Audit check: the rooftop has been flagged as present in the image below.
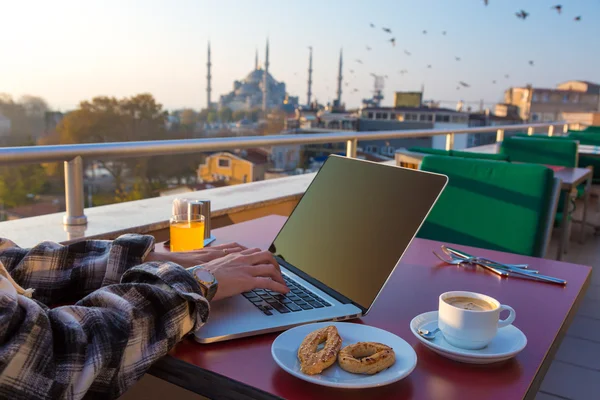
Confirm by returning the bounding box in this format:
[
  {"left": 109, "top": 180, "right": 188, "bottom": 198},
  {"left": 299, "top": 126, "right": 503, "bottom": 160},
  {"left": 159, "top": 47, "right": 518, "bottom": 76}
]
[{"left": 362, "top": 106, "right": 467, "bottom": 114}]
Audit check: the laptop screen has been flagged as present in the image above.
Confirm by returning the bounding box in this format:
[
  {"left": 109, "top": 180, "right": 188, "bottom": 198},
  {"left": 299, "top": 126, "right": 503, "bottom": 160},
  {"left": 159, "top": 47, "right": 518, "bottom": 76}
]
[{"left": 268, "top": 155, "right": 447, "bottom": 310}]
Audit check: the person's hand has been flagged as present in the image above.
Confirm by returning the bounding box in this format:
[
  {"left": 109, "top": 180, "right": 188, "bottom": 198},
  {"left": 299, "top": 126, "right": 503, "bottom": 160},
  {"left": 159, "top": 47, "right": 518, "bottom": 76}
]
[
  {"left": 145, "top": 242, "right": 246, "bottom": 269},
  {"left": 198, "top": 248, "right": 289, "bottom": 301}
]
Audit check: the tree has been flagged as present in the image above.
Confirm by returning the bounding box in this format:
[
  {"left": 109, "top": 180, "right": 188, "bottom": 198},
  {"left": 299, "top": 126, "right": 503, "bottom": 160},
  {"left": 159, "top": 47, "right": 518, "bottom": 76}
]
[
  {"left": 248, "top": 107, "right": 263, "bottom": 122},
  {"left": 0, "top": 136, "right": 48, "bottom": 209},
  {"left": 197, "top": 108, "right": 210, "bottom": 122},
  {"left": 207, "top": 111, "right": 218, "bottom": 123},
  {"left": 54, "top": 94, "right": 204, "bottom": 202},
  {"left": 232, "top": 110, "right": 246, "bottom": 121},
  {"left": 0, "top": 93, "right": 49, "bottom": 141},
  {"left": 179, "top": 109, "right": 197, "bottom": 127},
  {"left": 218, "top": 107, "right": 233, "bottom": 122}
]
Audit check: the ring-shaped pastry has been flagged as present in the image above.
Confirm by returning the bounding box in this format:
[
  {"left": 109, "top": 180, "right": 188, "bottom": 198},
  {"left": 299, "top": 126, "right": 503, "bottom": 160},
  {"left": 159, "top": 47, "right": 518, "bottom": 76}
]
[
  {"left": 338, "top": 342, "right": 395, "bottom": 375},
  {"left": 297, "top": 326, "right": 343, "bottom": 375}
]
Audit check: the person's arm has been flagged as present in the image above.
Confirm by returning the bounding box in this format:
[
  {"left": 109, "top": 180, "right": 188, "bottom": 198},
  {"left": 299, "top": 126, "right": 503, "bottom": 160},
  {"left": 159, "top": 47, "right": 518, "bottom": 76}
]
[
  {"left": 0, "top": 237, "right": 288, "bottom": 399},
  {"left": 0, "top": 234, "right": 155, "bottom": 306},
  {"left": 0, "top": 235, "right": 247, "bottom": 306},
  {"left": 0, "top": 261, "right": 209, "bottom": 400}
]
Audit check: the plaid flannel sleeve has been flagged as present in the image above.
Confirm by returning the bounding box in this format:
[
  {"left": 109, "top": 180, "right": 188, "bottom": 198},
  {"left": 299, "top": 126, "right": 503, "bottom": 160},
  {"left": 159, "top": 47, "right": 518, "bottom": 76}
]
[
  {"left": 0, "top": 236, "right": 211, "bottom": 400},
  {"left": 0, "top": 234, "right": 156, "bottom": 306},
  {"left": 0, "top": 262, "right": 210, "bottom": 400}
]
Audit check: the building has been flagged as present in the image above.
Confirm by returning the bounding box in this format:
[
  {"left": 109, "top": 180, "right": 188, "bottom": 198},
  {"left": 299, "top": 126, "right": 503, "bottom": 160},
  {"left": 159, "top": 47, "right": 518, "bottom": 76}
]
[
  {"left": 197, "top": 147, "right": 301, "bottom": 185},
  {"left": 198, "top": 152, "right": 263, "bottom": 185},
  {"left": 359, "top": 106, "right": 471, "bottom": 149},
  {"left": 503, "top": 80, "right": 600, "bottom": 122},
  {"left": 214, "top": 41, "right": 288, "bottom": 112},
  {"left": 561, "top": 111, "right": 600, "bottom": 128}
]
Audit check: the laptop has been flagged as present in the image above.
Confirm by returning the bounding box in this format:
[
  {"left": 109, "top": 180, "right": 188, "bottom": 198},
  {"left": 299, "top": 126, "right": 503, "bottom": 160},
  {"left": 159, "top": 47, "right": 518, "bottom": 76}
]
[{"left": 195, "top": 155, "right": 448, "bottom": 343}]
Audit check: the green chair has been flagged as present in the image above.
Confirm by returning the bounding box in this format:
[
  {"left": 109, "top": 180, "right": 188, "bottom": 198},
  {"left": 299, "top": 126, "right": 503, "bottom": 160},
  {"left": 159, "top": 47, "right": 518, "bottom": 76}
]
[
  {"left": 567, "top": 131, "right": 600, "bottom": 182},
  {"left": 500, "top": 136, "right": 578, "bottom": 167},
  {"left": 418, "top": 156, "right": 560, "bottom": 258},
  {"left": 501, "top": 136, "right": 579, "bottom": 240},
  {"left": 406, "top": 147, "right": 508, "bottom": 161}
]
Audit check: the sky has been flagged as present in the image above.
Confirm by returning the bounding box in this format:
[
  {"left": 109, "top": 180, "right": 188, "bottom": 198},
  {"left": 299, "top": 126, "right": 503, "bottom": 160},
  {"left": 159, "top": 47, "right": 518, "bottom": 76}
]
[{"left": 1, "top": 0, "right": 599, "bottom": 112}]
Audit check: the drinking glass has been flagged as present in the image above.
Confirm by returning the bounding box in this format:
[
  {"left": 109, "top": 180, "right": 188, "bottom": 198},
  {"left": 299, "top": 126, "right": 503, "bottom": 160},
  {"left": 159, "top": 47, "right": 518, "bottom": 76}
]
[{"left": 169, "top": 214, "right": 205, "bottom": 252}]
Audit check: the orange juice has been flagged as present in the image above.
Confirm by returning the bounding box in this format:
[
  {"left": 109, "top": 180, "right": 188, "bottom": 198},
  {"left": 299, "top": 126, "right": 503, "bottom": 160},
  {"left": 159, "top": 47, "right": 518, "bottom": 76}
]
[{"left": 170, "top": 219, "right": 205, "bottom": 251}]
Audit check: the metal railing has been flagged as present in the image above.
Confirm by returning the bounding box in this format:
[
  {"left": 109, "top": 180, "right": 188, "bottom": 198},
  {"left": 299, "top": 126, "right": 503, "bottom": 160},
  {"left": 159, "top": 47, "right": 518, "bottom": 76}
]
[{"left": 0, "top": 122, "right": 568, "bottom": 225}]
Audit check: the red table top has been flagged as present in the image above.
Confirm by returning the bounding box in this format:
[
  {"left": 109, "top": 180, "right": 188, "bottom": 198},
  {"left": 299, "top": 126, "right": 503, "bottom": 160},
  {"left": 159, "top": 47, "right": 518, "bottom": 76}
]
[{"left": 160, "top": 215, "right": 591, "bottom": 400}]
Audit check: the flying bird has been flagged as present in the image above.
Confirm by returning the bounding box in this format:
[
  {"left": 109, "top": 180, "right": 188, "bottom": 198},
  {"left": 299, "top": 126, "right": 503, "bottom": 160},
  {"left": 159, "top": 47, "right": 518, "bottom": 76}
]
[
  {"left": 427, "top": 64, "right": 432, "bottom": 69},
  {"left": 459, "top": 81, "right": 470, "bottom": 87},
  {"left": 483, "top": 0, "right": 488, "bottom": 5},
  {"left": 516, "top": 10, "right": 529, "bottom": 20},
  {"left": 505, "top": 74, "right": 510, "bottom": 78},
  {"left": 355, "top": 59, "right": 363, "bottom": 64},
  {"left": 552, "top": 5, "right": 562, "bottom": 14},
  {"left": 529, "top": 60, "right": 534, "bottom": 66},
  {"left": 455, "top": 56, "right": 461, "bottom": 61},
  {"left": 492, "top": 80, "right": 497, "bottom": 84},
  {"left": 352, "top": 88, "right": 359, "bottom": 93},
  {"left": 442, "top": 31, "right": 447, "bottom": 35},
  {"left": 422, "top": 30, "right": 427, "bottom": 34},
  {"left": 456, "top": 86, "right": 461, "bottom": 90},
  {"left": 366, "top": 46, "right": 372, "bottom": 50},
  {"left": 382, "top": 27, "right": 392, "bottom": 33},
  {"left": 389, "top": 38, "right": 396, "bottom": 46},
  {"left": 574, "top": 16, "right": 581, "bottom": 21},
  {"left": 404, "top": 50, "right": 412, "bottom": 56},
  {"left": 399, "top": 69, "right": 408, "bottom": 75},
  {"left": 370, "top": 23, "right": 375, "bottom": 28}
]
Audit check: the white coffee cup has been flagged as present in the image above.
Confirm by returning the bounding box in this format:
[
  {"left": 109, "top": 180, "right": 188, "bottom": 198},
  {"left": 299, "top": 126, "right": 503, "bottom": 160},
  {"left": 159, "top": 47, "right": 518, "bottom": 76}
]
[{"left": 438, "top": 291, "right": 516, "bottom": 350}]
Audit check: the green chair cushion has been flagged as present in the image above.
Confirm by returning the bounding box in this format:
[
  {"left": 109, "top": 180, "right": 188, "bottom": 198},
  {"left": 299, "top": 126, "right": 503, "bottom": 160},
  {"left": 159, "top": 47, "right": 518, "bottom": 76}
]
[
  {"left": 407, "top": 147, "right": 509, "bottom": 162},
  {"left": 451, "top": 150, "right": 509, "bottom": 161},
  {"left": 568, "top": 131, "right": 600, "bottom": 146},
  {"left": 514, "top": 133, "right": 576, "bottom": 141},
  {"left": 418, "top": 155, "right": 555, "bottom": 257},
  {"left": 500, "top": 136, "right": 578, "bottom": 167},
  {"left": 407, "top": 147, "right": 450, "bottom": 156}
]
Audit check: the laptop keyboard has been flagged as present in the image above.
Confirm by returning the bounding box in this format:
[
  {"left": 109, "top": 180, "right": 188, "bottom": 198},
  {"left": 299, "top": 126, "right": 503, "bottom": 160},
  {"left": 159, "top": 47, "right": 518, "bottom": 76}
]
[{"left": 242, "top": 275, "right": 332, "bottom": 316}]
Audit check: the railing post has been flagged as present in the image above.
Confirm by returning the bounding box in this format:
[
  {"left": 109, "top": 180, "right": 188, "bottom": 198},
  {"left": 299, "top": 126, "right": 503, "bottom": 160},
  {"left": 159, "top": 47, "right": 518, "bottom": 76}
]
[
  {"left": 563, "top": 124, "right": 569, "bottom": 134},
  {"left": 548, "top": 125, "right": 554, "bottom": 137},
  {"left": 496, "top": 129, "right": 504, "bottom": 143},
  {"left": 346, "top": 138, "right": 357, "bottom": 158},
  {"left": 445, "top": 133, "right": 454, "bottom": 150},
  {"left": 63, "top": 156, "right": 87, "bottom": 226},
  {"left": 527, "top": 126, "right": 534, "bottom": 136}
]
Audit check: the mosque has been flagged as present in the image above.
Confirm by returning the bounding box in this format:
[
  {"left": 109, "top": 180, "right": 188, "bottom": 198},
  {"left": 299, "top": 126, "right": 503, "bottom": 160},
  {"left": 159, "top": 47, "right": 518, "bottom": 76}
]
[{"left": 206, "top": 40, "right": 343, "bottom": 113}]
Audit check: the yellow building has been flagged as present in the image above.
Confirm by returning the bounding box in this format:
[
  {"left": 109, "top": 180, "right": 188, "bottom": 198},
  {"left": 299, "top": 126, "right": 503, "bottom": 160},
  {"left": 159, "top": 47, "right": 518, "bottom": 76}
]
[{"left": 197, "top": 152, "right": 267, "bottom": 185}]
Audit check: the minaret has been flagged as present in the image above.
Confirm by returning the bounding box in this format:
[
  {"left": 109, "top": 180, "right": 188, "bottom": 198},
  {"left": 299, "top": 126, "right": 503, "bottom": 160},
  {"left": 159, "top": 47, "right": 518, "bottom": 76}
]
[
  {"left": 336, "top": 48, "right": 343, "bottom": 105},
  {"left": 262, "top": 39, "right": 270, "bottom": 112},
  {"left": 255, "top": 48, "right": 258, "bottom": 70},
  {"left": 206, "top": 42, "right": 212, "bottom": 110},
  {"left": 307, "top": 46, "right": 313, "bottom": 106}
]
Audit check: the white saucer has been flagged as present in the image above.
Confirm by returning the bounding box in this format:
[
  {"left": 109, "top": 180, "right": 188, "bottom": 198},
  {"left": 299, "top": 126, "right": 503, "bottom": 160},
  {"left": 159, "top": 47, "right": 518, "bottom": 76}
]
[
  {"left": 410, "top": 311, "right": 527, "bottom": 364},
  {"left": 271, "top": 322, "right": 417, "bottom": 389}
]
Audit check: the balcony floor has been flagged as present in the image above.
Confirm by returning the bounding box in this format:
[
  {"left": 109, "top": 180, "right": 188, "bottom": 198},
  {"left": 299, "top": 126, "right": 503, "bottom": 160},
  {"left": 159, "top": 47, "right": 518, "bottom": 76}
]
[{"left": 537, "top": 188, "right": 600, "bottom": 400}]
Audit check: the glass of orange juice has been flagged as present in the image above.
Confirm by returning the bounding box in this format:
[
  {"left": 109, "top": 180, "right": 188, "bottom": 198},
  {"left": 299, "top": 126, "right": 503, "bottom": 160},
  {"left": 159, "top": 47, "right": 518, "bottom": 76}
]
[{"left": 169, "top": 214, "right": 205, "bottom": 252}]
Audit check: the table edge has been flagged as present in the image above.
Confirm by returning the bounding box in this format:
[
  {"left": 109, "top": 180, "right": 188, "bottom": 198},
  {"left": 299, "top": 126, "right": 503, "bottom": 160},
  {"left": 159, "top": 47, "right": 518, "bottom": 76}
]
[{"left": 150, "top": 355, "right": 284, "bottom": 400}]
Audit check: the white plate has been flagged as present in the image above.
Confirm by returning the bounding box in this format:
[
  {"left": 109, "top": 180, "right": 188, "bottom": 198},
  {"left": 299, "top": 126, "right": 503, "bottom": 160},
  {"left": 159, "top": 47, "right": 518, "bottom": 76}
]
[
  {"left": 410, "top": 311, "right": 527, "bottom": 364},
  {"left": 271, "top": 322, "right": 417, "bottom": 389}
]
